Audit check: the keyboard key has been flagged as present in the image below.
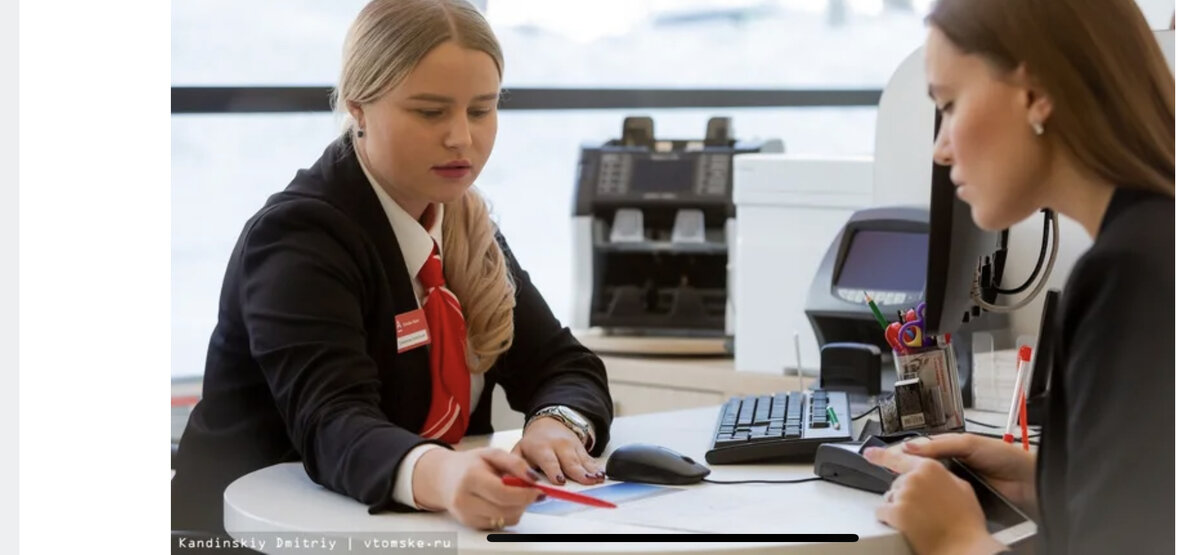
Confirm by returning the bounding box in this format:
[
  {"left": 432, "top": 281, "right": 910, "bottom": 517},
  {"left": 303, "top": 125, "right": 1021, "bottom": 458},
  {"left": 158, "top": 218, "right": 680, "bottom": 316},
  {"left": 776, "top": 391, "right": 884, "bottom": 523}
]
[
  {"left": 737, "top": 400, "right": 754, "bottom": 426},
  {"left": 787, "top": 393, "right": 802, "bottom": 420},
  {"left": 754, "top": 397, "right": 771, "bottom": 423}
]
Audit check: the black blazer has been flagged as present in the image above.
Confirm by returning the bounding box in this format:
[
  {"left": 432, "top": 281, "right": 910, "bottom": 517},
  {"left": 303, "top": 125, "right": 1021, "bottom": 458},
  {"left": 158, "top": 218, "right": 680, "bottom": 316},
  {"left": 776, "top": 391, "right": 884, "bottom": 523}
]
[
  {"left": 172, "top": 133, "right": 614, "bottom": 534},
  {"left": 1035, "top": 187, "right": 1174, "bottom": 554}
]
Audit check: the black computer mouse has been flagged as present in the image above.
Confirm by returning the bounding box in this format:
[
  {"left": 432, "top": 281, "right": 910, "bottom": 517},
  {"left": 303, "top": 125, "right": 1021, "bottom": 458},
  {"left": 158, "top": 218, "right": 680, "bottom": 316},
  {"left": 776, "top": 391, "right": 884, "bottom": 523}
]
[
  {"left": 605, "top": 443, "right": 711, "bottom": 485},
  {"left": 813, "top": 436, "right": 899, "bottom": 494}
]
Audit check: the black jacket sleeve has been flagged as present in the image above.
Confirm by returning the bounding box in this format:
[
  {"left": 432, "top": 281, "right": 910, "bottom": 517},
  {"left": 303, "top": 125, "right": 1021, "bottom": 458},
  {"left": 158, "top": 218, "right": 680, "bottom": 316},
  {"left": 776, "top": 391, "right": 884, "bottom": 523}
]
[
  {"left": 239, "top": 198, "right": 448, "bottom": 514},
  {"left": 490, "top": 232, "right": 615, "bottom": 455},
  {"left": 1058, "top": 249, "right": 1174, "bottom": 554}
]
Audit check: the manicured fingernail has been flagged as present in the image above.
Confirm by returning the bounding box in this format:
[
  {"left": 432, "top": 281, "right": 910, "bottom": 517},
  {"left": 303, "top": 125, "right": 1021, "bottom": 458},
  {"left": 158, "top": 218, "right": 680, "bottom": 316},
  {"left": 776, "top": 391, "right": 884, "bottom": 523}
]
[
  {"left": 863, "top": 447, "right": 881, "bottom": 460},
  {"left": 557, "top": 474, "right": 566, "bottom": 484},
  {"left": 536, "top": 494, "right": 547, "bottom": 502},
  {"left": 526, "top": 469, "right": 541, "bottom": 482}
]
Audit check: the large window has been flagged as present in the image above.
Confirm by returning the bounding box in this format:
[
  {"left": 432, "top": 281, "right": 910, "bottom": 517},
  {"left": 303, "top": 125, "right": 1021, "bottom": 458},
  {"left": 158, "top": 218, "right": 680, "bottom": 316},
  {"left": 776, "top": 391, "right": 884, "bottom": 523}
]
[{"left": 173, "top": 1, "right": 933, "bottom": 88}]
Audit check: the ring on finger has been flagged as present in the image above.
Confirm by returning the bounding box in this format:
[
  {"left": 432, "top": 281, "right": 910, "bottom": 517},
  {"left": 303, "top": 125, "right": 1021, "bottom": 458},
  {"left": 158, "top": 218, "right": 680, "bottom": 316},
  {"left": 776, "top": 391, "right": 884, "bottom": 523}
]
[{"left": 490, "top": 516, "right": 505, "bottom": 530}]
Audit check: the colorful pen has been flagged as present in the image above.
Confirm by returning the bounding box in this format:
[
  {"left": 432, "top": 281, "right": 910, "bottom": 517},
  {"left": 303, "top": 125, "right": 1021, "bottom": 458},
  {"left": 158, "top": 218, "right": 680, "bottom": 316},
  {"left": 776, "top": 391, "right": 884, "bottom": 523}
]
[
  {"left": 826, "top": 405, "right": 840, "bottom": 429},
  {"left": 501, "top": 475, "right": 617, "bottom": 508},
  {"left": 863, "top": 292, "right": 890, "bottom": 331}
]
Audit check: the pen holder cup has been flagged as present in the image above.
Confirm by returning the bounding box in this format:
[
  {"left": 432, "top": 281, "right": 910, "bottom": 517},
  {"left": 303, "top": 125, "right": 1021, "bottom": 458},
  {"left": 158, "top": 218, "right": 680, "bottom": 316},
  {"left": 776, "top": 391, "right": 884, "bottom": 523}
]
[{"left": 879, "top": 344, "right": 966, "bottom": 434}]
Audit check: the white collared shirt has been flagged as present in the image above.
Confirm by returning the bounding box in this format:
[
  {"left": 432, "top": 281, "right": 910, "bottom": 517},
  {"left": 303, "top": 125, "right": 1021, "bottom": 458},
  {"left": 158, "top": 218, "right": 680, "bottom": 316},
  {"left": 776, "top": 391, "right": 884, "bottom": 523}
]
[{"left": 357, "top": 152, "right": 483, "bottom": 509}]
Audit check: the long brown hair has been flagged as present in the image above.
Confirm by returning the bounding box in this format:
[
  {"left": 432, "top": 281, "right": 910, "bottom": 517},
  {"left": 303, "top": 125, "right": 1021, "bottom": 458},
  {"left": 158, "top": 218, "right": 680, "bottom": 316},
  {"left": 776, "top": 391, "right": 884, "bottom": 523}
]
[
  {"left": 927, "top": 0, "right": 1174, "bottom": 197},
  {"left": 335, "top": 0, "right": 515, "bottom": 373}
]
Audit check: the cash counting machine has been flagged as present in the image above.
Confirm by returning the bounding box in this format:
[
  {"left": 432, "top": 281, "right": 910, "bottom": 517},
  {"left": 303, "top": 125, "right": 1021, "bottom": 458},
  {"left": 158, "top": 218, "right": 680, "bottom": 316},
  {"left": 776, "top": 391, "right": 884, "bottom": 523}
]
[{"left": 570, "top": 116, "right": 782, "bottom": 336}]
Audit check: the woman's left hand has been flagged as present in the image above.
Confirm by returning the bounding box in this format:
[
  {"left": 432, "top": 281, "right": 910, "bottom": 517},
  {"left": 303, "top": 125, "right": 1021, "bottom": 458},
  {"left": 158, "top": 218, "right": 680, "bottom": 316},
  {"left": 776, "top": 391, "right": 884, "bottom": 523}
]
[
  {"left": 864, "top": 444, "right": 1005, "bottom": 555},
  {"left": 511, "top": 417, "right": 606, "bottom": 486}
]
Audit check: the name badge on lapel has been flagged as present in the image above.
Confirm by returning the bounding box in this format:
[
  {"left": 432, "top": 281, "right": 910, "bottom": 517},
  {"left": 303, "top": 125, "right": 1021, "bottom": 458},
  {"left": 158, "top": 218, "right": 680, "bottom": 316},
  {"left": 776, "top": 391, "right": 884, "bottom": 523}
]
[{"left": 395, "top": 309, "right": 431, "bottom": 353}]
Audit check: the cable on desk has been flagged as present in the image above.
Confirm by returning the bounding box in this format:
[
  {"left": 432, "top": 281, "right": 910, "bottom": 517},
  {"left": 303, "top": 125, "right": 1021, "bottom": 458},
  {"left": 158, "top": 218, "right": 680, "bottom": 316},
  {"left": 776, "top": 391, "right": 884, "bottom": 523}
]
[
  {"left": 702, "top": 476, "right": 823, "bottom": 485},
  {"left": 852, "top": 405, "right": 881, "bottom": 421},
  {"left": 965, "top": 417, "right": 1003, "bottom": 429},
  {"left": 968, "top": 429, "right": 1041, "bottom": 444}
]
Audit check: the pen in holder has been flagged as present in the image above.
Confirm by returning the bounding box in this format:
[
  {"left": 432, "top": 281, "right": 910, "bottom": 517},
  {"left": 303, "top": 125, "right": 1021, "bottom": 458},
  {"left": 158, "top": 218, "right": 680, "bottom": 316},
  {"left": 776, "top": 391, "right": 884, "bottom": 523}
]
[{"left": 879, "top": 338, "right": 966, "bottom": 434}]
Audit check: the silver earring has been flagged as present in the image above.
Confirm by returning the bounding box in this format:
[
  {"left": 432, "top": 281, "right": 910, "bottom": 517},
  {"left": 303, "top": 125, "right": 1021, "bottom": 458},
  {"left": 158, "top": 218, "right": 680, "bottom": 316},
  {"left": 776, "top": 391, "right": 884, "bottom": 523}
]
[
  {"left": 356, "top": 128, "right": 364, "bottom": 138},
  {"left": 1032, "top": 122, "right": 1044, "bottom": 136}
]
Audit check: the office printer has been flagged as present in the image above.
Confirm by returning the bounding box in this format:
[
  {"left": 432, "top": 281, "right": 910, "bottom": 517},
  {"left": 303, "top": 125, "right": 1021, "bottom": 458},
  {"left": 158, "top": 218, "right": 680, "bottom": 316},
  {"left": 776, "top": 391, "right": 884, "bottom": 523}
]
[
  {"left": 570, "top": 116, "right": 783, "bottom": 337},
  {"left": 731, "top": 154, "right": 875, "bottom": 374}
]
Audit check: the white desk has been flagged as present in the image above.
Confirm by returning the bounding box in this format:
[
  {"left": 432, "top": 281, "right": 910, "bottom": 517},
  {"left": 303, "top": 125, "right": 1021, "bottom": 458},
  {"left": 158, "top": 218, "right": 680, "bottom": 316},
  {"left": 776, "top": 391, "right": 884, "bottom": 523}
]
[{"left": 225, "top": 407, "right": 1015, "bottom": 555}]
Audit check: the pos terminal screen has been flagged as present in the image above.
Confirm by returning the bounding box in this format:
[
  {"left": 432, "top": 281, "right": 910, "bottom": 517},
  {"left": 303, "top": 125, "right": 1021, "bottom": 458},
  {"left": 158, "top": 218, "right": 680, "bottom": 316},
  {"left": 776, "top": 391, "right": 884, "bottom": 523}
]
[{"left": 835, "top": 230, "right": 928, "bottom": 292}]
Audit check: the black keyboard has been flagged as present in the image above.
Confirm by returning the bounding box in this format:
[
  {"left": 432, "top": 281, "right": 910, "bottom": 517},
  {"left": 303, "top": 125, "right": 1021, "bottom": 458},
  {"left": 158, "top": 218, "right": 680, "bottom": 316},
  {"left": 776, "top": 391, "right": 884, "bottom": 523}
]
[{"left": 704, "top": 390, "right": 854, "bottom": 464}]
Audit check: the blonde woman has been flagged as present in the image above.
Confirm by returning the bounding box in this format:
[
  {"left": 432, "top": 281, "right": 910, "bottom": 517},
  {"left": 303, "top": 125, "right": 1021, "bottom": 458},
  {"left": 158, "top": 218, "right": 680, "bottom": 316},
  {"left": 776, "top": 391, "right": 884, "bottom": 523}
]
[
  {"left": 172, "top": 0, "right": 613, "bottom": 535},
  {"left": 864, "top": 0, "right": 1173, "bottom": 553}
]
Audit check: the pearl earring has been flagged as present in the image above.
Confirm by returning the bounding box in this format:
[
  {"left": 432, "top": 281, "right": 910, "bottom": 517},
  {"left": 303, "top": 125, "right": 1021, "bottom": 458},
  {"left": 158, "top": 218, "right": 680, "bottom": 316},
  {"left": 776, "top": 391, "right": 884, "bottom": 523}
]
[{"left": 1032, "top": 122, "right": 1044, "bottom": 136}]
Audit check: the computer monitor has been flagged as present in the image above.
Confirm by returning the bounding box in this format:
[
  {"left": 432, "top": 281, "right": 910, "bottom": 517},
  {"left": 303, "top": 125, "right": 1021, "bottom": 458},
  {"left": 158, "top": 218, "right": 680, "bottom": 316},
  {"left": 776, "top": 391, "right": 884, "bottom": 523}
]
[
  {"left": 921, "top": 114, "right": 1010, "bottom": 408},
  {"left": 923, "top": 114, "right": 1007, "bottom": 336}
]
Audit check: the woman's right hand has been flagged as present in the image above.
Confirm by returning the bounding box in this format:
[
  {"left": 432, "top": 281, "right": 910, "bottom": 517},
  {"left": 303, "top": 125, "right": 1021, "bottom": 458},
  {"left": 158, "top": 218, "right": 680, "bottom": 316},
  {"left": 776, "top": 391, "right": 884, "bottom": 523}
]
[
  {"left": 412, "top": 447, "right": 545, "bottom": 530},
  {"left": 900, "top": 433, "right": 1040, "bottom": 519}
]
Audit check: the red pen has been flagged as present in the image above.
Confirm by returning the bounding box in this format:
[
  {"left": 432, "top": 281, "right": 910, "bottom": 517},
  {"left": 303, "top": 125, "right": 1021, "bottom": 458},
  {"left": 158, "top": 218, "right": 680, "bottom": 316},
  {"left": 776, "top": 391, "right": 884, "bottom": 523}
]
[
  {"left": 1003, "top": 346, "right": 1033, "bottom": 445},
  {"left": 501, "top": 475, "right": 617, "bottom": 509}
]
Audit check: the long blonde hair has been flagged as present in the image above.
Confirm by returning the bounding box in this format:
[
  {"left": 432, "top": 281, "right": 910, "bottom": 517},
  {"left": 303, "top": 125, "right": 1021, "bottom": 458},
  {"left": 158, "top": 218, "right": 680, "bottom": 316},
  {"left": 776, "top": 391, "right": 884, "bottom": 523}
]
[
  {"left": 334, "top": 0, "right": 515, "bottom": 373},
  {"left": 928, "top": 0, "right": 1175, "bottom": 197}
]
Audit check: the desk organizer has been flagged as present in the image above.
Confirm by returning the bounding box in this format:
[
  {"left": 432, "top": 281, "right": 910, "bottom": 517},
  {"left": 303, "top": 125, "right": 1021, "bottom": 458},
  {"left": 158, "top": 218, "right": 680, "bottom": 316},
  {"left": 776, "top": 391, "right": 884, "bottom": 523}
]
[{"left": 879, "top": 340, "right": 966, "bottom": 434}]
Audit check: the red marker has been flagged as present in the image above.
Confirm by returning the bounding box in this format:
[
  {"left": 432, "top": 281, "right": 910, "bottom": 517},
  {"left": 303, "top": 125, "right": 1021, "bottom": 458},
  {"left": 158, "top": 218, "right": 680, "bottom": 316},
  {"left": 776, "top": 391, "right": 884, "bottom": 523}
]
[
  {"left": 501, "top": 475, "right": 617, "bottom": 509},
  {"left": 1003, "top": 346, "right": 1034, "bottom": 444}
]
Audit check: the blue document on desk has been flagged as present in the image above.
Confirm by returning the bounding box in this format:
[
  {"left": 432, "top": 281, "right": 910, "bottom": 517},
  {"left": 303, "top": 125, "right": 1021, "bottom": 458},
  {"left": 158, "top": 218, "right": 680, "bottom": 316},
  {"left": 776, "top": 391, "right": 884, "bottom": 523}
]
[{"left": 525, "top": 482, "right": 680, "bottom": 516}]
